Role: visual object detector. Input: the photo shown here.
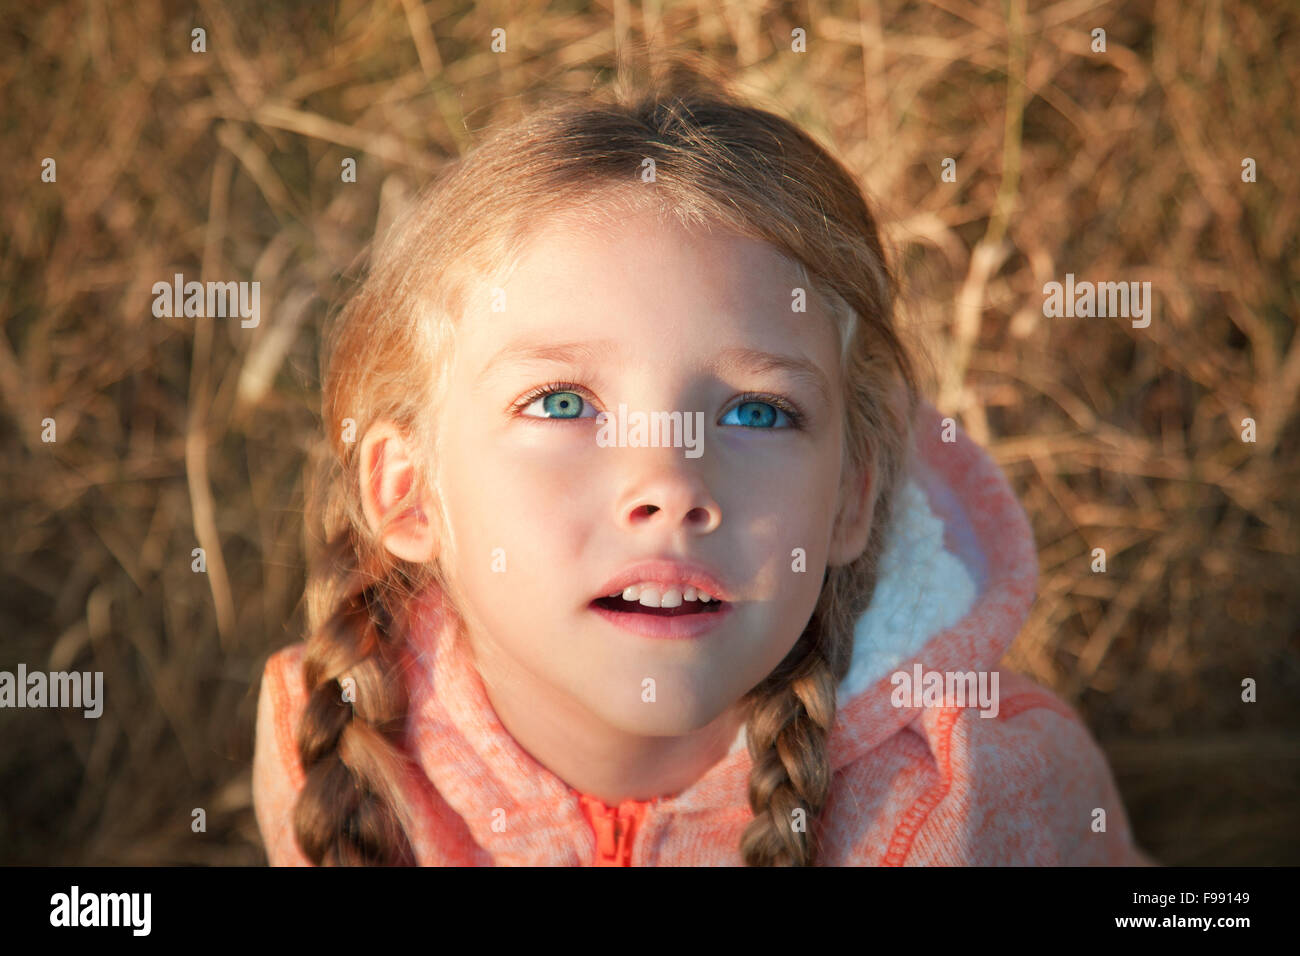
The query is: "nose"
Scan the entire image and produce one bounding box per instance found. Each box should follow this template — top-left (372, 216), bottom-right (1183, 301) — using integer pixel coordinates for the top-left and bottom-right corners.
top-left (617, 458), bottom-right (722, 535)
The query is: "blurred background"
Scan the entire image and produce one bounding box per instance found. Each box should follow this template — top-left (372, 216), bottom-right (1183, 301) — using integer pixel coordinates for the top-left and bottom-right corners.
top-left (1, 0), bottom-right (1297, 865)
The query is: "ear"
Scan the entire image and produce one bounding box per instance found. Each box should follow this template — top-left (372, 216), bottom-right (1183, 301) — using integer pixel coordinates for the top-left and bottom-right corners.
top-left (827, 461), bottom-right (875, 567)
top-left (358, 420), bottom-right (437, 563)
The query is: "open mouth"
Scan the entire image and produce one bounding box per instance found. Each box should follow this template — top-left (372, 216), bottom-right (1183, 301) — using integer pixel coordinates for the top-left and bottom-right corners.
top-left (590, 594), bottom-right (726, 617)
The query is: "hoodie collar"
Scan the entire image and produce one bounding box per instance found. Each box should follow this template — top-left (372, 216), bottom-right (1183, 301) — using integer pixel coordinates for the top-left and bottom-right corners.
top-left (401, 399), bottom-right (1038, 859)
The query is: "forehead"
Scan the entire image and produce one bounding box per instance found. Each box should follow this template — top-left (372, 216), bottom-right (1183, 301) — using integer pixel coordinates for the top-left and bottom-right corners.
top-left (467, 204), bottom-right (838, 362)
top-left (509, 205), bottom-right (797, 296)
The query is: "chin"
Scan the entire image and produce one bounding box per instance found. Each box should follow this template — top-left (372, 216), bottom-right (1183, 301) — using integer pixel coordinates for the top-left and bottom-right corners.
top-left (588, 686), bottom-right (732, 737)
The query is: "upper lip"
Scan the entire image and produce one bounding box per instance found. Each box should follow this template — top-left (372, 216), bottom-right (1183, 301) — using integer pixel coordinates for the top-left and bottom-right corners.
top-left (594, 558), bottom-right (733, 603)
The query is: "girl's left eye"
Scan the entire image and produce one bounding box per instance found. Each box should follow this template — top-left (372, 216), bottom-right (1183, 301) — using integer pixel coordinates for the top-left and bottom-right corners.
top-left (720, 400), bottom-right (794, 428)
top-left (519, 388), bottom-right (597, 419)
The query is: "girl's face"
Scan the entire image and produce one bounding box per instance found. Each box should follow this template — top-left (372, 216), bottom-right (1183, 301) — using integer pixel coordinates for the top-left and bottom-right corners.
top-left (422, 205), bottom-right (870, 738)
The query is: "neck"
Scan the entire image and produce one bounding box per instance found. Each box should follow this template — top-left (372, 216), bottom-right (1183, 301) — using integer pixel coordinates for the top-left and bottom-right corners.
top-left (466, 630), bottom-right (747, 806)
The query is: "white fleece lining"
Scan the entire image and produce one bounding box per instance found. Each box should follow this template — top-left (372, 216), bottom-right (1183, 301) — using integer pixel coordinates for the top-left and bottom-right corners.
top-left (726, 477), bottom-right (979, 756)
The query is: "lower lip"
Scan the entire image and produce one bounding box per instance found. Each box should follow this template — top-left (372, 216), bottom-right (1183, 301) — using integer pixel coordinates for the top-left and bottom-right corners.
top-left (589, 600), bottom-right (734, 639)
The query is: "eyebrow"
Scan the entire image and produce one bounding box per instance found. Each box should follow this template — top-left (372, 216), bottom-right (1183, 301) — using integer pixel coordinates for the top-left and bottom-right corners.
top-left (480, 337), bottom-right (832, 406)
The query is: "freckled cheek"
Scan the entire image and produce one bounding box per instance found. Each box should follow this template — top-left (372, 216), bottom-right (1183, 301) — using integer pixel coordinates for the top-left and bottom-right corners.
top-left (440, 427), bottom-right (599, 566)
top-left (739, 465), bottom-right (819, 510)
top-left (715, 456), bottom-right (837, 596)
top-left (497, 439), bottom-right (602, 515)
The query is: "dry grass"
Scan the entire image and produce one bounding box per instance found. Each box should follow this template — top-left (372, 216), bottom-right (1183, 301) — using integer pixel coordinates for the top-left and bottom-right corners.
top-left (1, 0), bottom-right (1296, 865)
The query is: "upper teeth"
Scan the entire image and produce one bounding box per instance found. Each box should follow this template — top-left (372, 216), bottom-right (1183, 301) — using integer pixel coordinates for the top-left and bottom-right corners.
top-left (609, 584), bottom-right (715, 606)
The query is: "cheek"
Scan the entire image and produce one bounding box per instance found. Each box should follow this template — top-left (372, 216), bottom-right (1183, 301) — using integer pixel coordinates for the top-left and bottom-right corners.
top-left (437, 418), bottom-right (594, 584)
top-left (793, 439), bottom-right (846, 549)
top-left (714, 441), bottom-right (841, 580)
top-left (480, 436), bottom-right (598, 533)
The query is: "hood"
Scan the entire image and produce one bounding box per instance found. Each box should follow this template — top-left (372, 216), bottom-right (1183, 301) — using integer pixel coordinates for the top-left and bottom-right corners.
top-left (397, 399), bottom-right (1039, 862)
top-left (794, 397), bottom-right (1038, 764)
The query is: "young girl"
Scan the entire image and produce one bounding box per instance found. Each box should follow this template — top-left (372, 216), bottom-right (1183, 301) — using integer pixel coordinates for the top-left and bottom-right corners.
top-left (253, 64), bottom-right (1154, 866)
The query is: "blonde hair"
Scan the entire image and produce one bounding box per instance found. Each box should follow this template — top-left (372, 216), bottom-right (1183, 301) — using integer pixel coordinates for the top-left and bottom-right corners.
top-left (294, 56), bottom-right (920, 866)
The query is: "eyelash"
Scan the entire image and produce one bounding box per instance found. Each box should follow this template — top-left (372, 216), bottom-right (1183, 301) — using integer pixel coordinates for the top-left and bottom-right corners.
top-left (509, 381), bottom-right (806, 429)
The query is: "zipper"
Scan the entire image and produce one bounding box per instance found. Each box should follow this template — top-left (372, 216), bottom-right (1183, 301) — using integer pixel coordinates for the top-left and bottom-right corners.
top-left (581, 794), bottom-right (645, 866)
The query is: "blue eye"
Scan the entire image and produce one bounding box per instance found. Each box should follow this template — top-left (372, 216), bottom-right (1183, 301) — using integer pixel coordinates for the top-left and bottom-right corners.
top-left (521, 389), bottom-right (595, 419)
top-left (721, 400), bottom-right (792, 428)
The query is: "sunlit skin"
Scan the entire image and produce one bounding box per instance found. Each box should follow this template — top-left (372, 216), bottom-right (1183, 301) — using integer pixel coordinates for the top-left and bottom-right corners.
top-left (358, 204), bottom-right (875, 806)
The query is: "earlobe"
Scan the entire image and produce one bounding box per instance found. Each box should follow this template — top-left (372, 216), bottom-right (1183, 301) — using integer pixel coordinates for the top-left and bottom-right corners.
top-left (358, 421), bottom-right (438, 564)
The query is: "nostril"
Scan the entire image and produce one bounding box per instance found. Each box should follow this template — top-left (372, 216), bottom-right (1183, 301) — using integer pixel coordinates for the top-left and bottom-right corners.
top-left (630, 504), bottom-right (660, 521)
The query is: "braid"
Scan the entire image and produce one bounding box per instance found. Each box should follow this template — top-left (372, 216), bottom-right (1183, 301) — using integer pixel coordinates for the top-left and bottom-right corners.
top-left (739, 602), bottom-right (850, 866)
top-left (292, 531), bottom-right (419, 866)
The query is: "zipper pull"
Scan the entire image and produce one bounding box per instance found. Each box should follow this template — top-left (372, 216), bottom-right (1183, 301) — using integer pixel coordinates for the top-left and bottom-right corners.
top-left (611, 811), bottom-right (632, 866)
top-left (593, 807), bottom-right (620, 862)
top-left (582, 793), bottom-right (641, 865)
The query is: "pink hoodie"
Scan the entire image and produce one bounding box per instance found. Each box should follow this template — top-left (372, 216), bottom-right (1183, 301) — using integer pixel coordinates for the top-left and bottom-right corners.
top-left (253, 400), bottom-right (1155, 866)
